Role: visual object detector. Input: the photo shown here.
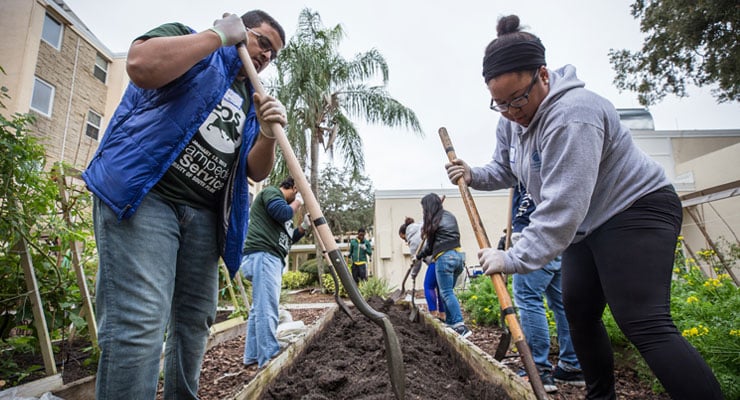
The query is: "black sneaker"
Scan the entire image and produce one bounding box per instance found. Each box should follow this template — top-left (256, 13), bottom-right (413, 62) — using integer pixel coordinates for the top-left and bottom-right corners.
top-left (540, 370), bottom-right (558, 393)
top-left (452, 324), bottom-right (472, 339)
top-left (516, 369), bottom-right (557, 393)
top-left (553, 365), bottom-right (586, 387)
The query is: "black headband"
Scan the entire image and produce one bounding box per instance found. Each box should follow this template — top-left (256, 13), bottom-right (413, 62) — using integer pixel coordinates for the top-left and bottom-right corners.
top-left (482, 39), bottom-right (546, 82)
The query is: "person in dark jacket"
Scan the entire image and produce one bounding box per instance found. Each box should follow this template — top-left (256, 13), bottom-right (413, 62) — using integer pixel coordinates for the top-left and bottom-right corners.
top-left (83, 10), bottom-right (286, 400)
top-left (415, 193), bottom-right (471, 338)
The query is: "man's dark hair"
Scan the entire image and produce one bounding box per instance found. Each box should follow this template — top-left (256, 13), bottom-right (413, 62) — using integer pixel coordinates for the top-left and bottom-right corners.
top-left (279, 176), bottom-right (295, 189)
top-left (358, 228), bottom-right (366, 234)
top-left (241, 10), bottom-right (286, 45)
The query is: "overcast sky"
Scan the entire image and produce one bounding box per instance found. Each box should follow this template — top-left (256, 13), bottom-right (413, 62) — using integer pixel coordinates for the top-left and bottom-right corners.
top-left (65, 0), bottom-right (739, 190)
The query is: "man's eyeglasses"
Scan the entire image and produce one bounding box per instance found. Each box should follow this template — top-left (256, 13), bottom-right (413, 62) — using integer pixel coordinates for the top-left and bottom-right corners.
top-left (246, 28), bottom-right (278, 61)
top-left (490, 69), bottom-right (539, 113)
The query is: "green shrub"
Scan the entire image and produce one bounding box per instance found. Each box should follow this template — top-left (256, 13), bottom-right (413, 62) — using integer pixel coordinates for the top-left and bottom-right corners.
top-left (298, 258), bottom-right (319, 286)
top-left (321, 273), bottom-right (347, 297)
top-left (458, 277), bottom-right (506, 327)
top-left (283, 270), bottom-right (311, 289)
top-left (359, 276), bottom-right (393, 299)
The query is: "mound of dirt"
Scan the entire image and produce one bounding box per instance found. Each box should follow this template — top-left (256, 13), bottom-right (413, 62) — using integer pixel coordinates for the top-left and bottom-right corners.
top-left (259, 297), bottom-right (512, 400)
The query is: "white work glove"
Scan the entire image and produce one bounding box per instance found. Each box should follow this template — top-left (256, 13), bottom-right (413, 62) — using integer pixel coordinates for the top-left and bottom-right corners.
top-left (254, 93), bottom-right (287, 139)
top-left (209, 13), bottom-right (247, 47)
top-left (301, 214), bottom-right (311, 230)
top-left (478, 248), bottom-right (506, 275)
top-left (294, 192), bottom-right (304, 206)
top-left (510, 232), bottom-right (522, 246)
top-left (359, 243), bottom-right (366, 251)
top-left (445, 159), bottom-right (472, 185)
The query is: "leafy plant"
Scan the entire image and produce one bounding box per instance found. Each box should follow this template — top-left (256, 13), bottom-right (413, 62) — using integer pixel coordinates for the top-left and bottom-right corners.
top-left (298, 258), bottom-right (319, 286)
top-left (321, 273), bottom-right (347, 298)
top-left (458, 277), bottom-right (507, 327)
top-left (283, 271), bottom-right (311, 290)
top-left (358, 276), bottom-right (393, 299)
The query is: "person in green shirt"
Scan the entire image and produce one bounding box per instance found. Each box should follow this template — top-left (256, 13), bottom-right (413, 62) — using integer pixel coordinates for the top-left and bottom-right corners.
top-left (241, 177), bottom-right (310, 368)
top-left (348, 228), bottom-right (373, 283)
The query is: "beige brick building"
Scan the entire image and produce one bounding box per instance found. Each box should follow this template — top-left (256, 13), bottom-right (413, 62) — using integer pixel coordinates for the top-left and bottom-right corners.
top-left (0, 0), bottom-right (128, 172)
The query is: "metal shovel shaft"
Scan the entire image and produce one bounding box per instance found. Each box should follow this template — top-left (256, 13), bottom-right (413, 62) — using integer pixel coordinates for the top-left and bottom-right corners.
top-left (236, 43), bottom-right (405, 400)
top-left (438, 127), bottom-right (548, 400)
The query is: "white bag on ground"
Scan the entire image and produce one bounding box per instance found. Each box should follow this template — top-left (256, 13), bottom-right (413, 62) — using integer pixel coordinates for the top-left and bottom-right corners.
top-left (276, 320), bottom-right (307, 348)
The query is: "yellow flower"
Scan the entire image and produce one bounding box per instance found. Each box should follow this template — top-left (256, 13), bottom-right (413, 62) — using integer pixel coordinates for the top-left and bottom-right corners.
top-left (673, 267), bottom-right (680, 274)
top-left (471, 295), bottom-right (478, 301)
top-left (686, 296), bottom-right (699, 304)
top-left (678, 235), bottom-right (684, 241)
top-left (483, 307), bottom-right (491, 313)
top-left (730, 329), bottom-right (740, 337)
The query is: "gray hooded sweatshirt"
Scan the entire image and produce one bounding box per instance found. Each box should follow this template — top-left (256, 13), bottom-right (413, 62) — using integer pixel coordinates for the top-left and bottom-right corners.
top-left (470, 65), bottom-right (669, 274)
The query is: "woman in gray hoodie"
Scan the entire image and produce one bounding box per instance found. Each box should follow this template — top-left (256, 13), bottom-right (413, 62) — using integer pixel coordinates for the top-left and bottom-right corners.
top-left (445, 14), bottom-right (722, 400)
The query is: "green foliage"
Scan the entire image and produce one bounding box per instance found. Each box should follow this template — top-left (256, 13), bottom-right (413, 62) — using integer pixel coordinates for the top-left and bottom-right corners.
top-left (298, 258), bottom-right (319, 286)
top-left (321, 273), bottom-right (348, 297)
top-left (461, 239), bottom-right (738, 398)
top-left (458, 277), bottom-right (507, 327)
top-left (1, 77), bottom-right (97, 384)
top-left (609, 0), bottom-right (739, 105)
top-left (283, 271), bottom-right (311, 290)
top-left (317, 165), bottom-right (374, 234)
top-left (269, 8), bottom-right (422, 194)
top-left (358, 276), bottom-right (393, 299)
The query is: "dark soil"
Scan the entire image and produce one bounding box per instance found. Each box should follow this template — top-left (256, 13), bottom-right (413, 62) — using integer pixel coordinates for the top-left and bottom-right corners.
top-left (259, 296), bottom-right (511, 400)
top-left (197, 291), bottom-right (671, 400)
top-left (4, 290), bottom-right (672, 400)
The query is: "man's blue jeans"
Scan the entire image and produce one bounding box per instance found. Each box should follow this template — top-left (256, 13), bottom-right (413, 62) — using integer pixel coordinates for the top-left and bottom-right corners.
top-left (93, 193), bottom-right (220, 400)
top-left (513, 256), bottom-right (580, 372)
top-left (434, 250), bottom-right (465, 326)
top-left (241, 251), bottom-right (283, 368)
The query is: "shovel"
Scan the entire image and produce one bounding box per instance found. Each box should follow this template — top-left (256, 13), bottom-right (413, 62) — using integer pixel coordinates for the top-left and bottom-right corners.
top-left (387, 266), bottom-right (411, 302)
top-left (312, 223), bottom-right (353, 319)
top-left (389, 237), bottom-right (426, 303)
top-left (408, 270), bottom-right (420, 322)
top-left (438, 127), bottom-right (548, 400)
top-left (236, 42), bottom-right (405, 400)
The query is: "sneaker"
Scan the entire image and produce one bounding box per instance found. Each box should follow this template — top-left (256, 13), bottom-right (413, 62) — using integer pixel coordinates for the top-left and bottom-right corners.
top-left (539, 371), bottom-right (558, 393)
top-left (517, 369), bottom-right (557, 393)
top-left (553, 365), bottom-right (586, 387)
top-left (452, 324), bottom-right (472, 339)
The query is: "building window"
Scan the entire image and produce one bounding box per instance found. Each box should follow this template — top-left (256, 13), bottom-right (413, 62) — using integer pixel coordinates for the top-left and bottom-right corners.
top-left (41, 13), bottom-right (63, 50)
top-left (30, 77), bottom-right (54, 117)
top-left (85, 110), bottom-right (102, 140)
top-left (93, 53), bottom-right (108, 83)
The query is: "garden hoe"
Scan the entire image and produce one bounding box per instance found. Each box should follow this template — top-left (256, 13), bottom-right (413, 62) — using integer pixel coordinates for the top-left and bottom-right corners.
top-left (236, 38), bottom-right (405, 400)
top-left (438, 127), bottom-right (548, 400)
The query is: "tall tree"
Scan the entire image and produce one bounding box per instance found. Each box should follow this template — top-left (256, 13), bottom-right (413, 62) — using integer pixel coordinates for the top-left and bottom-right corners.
top-left (317, 165), bottom-right (374, 236)
top-left (268, 8), bottom-right (423, 195)
top-left (609, 0), bottom-right (739, 105)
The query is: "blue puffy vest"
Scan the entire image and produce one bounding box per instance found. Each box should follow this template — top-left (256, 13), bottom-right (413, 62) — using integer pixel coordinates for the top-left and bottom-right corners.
top-left (82, 42), bottom-right (259, 277)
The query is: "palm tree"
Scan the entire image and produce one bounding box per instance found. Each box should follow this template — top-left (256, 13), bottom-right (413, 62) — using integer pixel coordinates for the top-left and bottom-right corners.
top-left (268, 8), bottom-right (423, 195)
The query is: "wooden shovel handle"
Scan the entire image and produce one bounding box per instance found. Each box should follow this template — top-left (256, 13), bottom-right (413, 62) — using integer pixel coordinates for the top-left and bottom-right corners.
top-left (438, 127), bottom-right (548, 400)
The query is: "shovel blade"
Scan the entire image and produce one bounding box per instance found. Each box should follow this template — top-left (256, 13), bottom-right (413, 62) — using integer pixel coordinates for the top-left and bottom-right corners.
top-left (387, 289), bottom-right (404, 303)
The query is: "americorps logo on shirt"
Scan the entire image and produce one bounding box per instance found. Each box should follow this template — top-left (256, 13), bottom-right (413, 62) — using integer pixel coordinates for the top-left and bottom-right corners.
top-left (200, 88), bottom-right (244, 154)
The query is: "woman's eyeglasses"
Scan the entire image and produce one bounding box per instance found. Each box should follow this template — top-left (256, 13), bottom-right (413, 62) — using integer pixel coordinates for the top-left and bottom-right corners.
top-left (490, 69), bottom-right (539, 113)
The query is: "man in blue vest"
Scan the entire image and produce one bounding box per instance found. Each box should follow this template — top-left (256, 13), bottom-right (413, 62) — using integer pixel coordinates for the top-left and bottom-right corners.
top-left (83, 10), bottom-right (286, 399)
